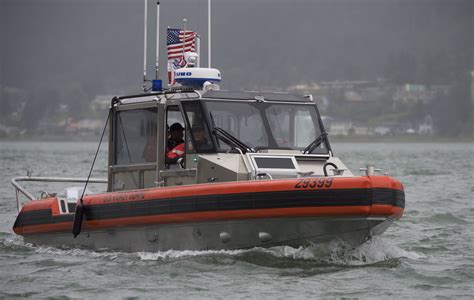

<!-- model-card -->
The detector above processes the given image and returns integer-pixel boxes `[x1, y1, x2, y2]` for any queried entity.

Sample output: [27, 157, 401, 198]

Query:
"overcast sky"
[1, 0, 473, 93]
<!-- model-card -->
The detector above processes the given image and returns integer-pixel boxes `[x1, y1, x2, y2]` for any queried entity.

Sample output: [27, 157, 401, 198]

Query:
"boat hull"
[22, 216, 395, 252]
[13, 176, 404, 251]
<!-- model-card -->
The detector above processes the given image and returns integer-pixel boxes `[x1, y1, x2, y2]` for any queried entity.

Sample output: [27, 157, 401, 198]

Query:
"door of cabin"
[108, 102, 165, 191]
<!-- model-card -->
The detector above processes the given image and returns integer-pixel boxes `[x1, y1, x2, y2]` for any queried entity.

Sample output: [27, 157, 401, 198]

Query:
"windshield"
[204, 100, 329, 154]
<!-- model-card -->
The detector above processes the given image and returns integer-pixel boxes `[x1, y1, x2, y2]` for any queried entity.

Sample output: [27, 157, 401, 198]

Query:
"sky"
[1, 0, 473, 93]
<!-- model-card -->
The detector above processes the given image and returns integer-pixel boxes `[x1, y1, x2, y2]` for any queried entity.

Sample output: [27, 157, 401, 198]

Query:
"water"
[1, 141, 473, 298]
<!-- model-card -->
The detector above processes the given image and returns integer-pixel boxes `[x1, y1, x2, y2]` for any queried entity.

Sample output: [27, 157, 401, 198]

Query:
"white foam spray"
[136, 236, 425, 265]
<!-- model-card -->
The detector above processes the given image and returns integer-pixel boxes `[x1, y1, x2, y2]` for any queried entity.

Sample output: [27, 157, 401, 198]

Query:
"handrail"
[224, 148, 252, 181]
[11, 176, 108, 212]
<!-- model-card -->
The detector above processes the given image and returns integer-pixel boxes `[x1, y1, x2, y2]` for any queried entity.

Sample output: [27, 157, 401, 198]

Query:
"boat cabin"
[108, 88, 348, 192]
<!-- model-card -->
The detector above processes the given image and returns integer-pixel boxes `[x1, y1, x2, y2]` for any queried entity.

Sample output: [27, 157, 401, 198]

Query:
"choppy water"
[1, 141, 473, 298]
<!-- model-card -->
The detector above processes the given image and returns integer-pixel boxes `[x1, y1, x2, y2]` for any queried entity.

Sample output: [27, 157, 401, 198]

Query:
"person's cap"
[170, 123, 184, 131]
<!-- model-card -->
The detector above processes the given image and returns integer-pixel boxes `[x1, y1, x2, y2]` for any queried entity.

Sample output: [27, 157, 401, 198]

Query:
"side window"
[115, 108, 157, 164]
[181, 101, 215, 153]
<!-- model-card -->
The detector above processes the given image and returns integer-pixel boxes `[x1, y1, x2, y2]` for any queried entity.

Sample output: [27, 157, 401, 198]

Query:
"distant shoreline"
[1, 134, 473, 143]
[0, 133, 106, 143]
[329, 135, 474, 143]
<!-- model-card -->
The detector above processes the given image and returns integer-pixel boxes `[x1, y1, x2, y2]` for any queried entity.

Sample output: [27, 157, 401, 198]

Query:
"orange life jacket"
[166, 143, 185, 160]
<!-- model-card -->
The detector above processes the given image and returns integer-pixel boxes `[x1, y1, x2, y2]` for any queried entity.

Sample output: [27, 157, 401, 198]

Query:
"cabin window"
[203, 100, 328, 154]
[114, 108, 158, 164]
[266, 105, 323, 152]
[181, 101, 215, 153]
[167, 107, 185, 128]
[205, 101, 268, 150]
[294, 110, 316, 148]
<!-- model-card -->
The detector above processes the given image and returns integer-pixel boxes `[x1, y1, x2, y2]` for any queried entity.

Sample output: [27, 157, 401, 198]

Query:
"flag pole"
[167, 26, 171, 87]
[208, 0, 211, 68]
[182, 18, 187, 66]
[155, 1, 160, 80]
[143, 0, 148, 92]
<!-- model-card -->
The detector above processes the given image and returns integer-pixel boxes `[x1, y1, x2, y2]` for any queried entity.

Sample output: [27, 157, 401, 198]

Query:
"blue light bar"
[152, 80, 163, 91]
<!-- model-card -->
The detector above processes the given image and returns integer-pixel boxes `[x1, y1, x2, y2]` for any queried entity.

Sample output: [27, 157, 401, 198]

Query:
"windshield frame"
[201, 98, 332, 155]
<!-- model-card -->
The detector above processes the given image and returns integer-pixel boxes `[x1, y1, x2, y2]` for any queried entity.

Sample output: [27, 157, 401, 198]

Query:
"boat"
[11, 3, 404, 252]
[11, 85, 405, 251]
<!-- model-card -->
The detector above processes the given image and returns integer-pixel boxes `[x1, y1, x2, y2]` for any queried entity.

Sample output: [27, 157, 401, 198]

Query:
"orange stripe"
[14, 222, 71, 235]
[84, 176, 379, 206]
[21, 198, 57, 212]
[370, 176, 404, 190]
[369, 205, 404, 219]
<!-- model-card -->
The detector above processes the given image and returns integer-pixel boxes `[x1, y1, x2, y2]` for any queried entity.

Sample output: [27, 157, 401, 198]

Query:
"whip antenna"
[196, 34, 200, 68]
[142, 0, 148, 91]
[208, 0, 211, 67]
[155, 2, 160, 79]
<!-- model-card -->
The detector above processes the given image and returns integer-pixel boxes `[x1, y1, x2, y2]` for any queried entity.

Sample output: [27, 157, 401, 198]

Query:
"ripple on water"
[424, 213, 470, 225]
[404, 169, 441, 176]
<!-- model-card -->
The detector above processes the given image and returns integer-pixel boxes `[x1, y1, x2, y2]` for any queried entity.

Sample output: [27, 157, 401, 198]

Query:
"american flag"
[167, 28, 197, 85]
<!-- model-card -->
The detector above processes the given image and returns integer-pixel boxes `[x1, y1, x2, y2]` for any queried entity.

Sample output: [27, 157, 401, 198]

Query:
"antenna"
[143, 0, 148, 92]
[196, 35, 200, 68]
[155, 2, 160, 80]
[208, 0, 211, 67]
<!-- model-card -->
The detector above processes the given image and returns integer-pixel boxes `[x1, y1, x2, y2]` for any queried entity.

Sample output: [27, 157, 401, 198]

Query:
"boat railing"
[11, 176, 108, 212]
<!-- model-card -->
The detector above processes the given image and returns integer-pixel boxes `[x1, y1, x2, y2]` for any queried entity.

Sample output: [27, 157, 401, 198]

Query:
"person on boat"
[191, 124, 213, 152]
[166, 123, 185, 165]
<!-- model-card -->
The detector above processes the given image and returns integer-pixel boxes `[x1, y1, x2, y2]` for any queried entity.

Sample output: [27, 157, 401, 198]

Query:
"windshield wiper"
[303, 131, 328, 154]
[213, 126, 254, 154]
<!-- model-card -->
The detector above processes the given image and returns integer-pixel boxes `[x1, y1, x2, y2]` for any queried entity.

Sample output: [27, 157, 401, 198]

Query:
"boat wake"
[137, 236, 425, 266]
[32, 245, 123, 260]
[0, 235, 124, 260]
[2, 232, 423, 267]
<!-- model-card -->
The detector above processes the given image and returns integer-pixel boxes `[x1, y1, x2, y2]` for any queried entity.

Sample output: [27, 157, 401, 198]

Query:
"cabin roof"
[201, 90, 312, 103]
[113, 89, 313, 107]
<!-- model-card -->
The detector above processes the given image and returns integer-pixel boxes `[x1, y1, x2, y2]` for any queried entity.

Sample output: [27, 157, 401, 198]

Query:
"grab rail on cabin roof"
[11, 176, 108, 212]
